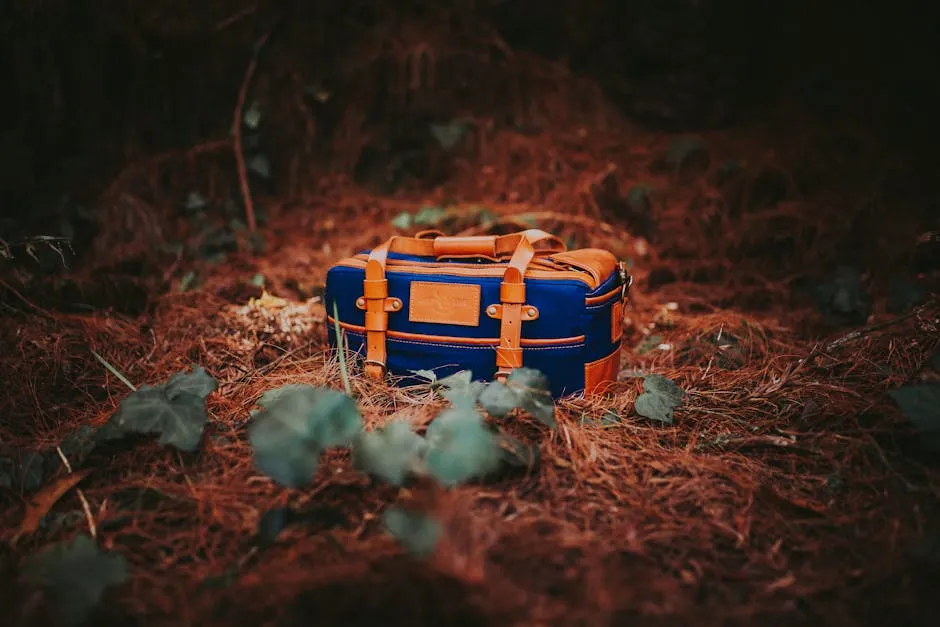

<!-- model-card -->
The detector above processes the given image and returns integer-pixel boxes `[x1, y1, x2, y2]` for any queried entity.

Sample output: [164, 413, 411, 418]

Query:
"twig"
[826, 309, 920, 352]
[233, 25, 277, 233]
[215, 2, 258, 31]
[55, 447, 97, 540]
[333, 301, 352, 396]
[91, 350, 138, 392]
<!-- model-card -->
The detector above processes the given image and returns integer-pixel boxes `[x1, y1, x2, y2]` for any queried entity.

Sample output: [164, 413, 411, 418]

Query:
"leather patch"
[551, 249, 619, 288]
[611, 300, 623, 342]
[584, 350, 620, 396]
[409, 281, 481, 327]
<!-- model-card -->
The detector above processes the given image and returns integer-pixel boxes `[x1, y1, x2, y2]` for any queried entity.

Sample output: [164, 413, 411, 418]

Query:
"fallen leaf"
[21, 534, 128, 627]
[352, 420, 427, 486]
[478, 367, 556, 428]
[383, 506, 442, 557]
[17, 470, 92, 536]
[634, 374, 686, 425]
[247, 385, 362, 488]
[95, 365, 218, 452]
[424, 407, 502, 486]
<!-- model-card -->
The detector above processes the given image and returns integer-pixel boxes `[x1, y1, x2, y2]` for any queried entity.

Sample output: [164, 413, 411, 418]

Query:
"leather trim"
[408, 281, 481, 327]
[328, 317, 584, 347]
[611, 300, 624, 343]
[585, 286, 622, 305]
[584, 349, 620, 396]
[551, 249, 619, 286]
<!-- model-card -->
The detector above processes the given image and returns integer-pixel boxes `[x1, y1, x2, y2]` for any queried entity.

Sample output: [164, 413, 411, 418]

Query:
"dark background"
[2, 0, 937, 221]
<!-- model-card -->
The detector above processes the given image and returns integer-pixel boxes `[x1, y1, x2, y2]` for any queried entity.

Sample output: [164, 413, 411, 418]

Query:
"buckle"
[362, 359, 386, 373]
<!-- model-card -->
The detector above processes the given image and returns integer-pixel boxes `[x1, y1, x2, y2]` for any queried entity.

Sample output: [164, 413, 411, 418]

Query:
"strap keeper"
[500, 282, 526, 304]
[363, 279, 388, 299]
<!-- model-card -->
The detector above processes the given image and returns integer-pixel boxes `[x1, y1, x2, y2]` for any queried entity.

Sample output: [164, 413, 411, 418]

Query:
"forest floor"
[1, 103, 939, 627]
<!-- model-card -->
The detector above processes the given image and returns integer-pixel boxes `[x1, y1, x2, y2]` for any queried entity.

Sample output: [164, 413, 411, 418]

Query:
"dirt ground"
[1, 8, 940, 625]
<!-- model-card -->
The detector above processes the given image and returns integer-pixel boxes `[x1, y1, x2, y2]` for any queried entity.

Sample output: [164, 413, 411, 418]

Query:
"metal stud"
[526, 307, 537, 318]
[392, 300, 401, 310]
[356, 297, 365, 308]
[487, 305, 498, 316]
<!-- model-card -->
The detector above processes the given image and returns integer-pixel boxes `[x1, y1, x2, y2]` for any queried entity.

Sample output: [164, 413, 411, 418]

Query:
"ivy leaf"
[409, 369, 438, 384]
[382, 506, 442, 557]
[21, 534, 128, 627]
[257, 507, 293, 549]
[478, 368, 556, 428]
[247, 385, 362, 488]
[57, 425, 97, 468]
[436, 370, 486, 409]
[95, 366, 218, 452]
[888, 384, 940, 453]
[412, 206, 447, 226]
[634, 374, 686, 425]
[391, 212, 412, 230]
[423, 407, 502, 486]
[246, 154, 272, 179]
[496, 433, 540, 469]
[351, 420, 427, 486]
[429, 120, 472, 151]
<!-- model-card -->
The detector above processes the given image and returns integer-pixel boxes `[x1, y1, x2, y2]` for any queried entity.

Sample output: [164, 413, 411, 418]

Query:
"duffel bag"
[324, 228, 632, 398]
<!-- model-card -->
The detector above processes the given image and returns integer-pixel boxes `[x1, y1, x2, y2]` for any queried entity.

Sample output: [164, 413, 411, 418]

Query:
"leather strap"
[359, 230, 566, 379]
[494, 236, 536, 379]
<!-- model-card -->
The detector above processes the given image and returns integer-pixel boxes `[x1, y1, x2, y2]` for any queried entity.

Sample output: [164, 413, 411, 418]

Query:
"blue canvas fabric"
[325, 250, 625, 398]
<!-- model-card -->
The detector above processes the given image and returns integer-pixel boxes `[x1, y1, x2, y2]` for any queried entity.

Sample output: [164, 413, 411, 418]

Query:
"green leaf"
[424, 407, 502, 486]
[634, 334, 664, 355]
[247, 385, 362, 488]
[409, 369, 438, 384]
[95, 366, 218, 452]
[496, 433, 540, 468]
[634, 374, 685, 425]
[478, 368, 556, 428]
[257, 507, 293, 549]
[382, 506, 442, 557]
[351, 420, 427, 486]
[436, 370, 486, 410]
[21, 534, 128, 627]
[413, 206, 447, 226]
[58, 425, 97, 467]
[250, 273, 265, 288]
[429, 120, 472, 151]
[888, 384, 940, 453]
[243, 100, 262, 129]
[391, 212, 412, 230]
[246, 154, 271, 179]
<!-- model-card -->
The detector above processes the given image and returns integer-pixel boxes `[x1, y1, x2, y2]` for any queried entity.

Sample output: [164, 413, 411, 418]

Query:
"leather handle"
[432, 236, 498, 257]
[359, 229, 563, 380]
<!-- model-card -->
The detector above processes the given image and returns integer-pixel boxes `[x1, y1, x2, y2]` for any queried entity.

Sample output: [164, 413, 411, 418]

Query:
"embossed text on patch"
[409, 281, 481, 327]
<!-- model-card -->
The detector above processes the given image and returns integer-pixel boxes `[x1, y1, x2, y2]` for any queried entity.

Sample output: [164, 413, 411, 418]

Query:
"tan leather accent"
[585, 286, 622, 305]
[356, 297, 402, 312]
[551, 249, 619, 286]
[611, 300, 623, 342]
[363, 240, 395, 378]
[584, 350, 620, 396]
[408, 281, 481, 327]
[500, 282, 526, 304]
[359, 230, 566, 379]
[433, 236, 497, 257]
[329, 316, 584, 346]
